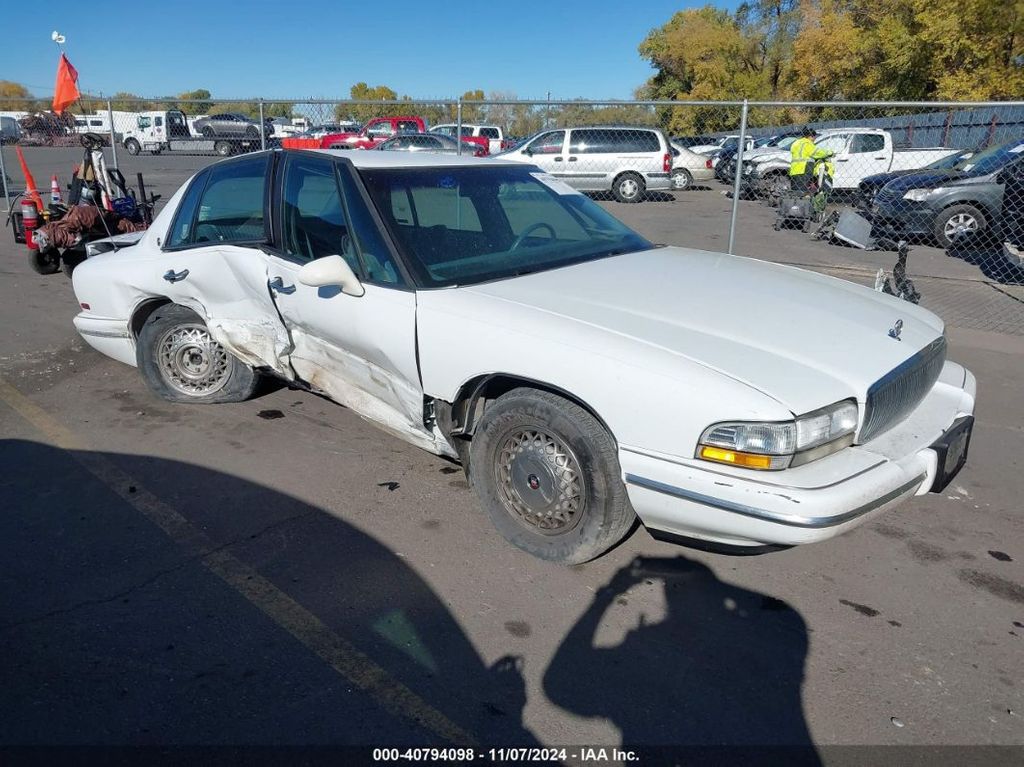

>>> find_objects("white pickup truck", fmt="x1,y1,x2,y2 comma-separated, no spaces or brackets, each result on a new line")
744,128,960,196
431,123,510,154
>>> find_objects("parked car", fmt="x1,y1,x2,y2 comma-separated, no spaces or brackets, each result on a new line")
431,123,511,154
500,126,673,202
70,149,975,563
870,138,1024,247
192,113,271,139
689,135,755,156
320,116,426,150
377,132,486,156
671,135,716,150
858,149,975,206
717,133,802,183
0,115,22,144
669,141,715,189
947,161,1024,277
744,128,960,197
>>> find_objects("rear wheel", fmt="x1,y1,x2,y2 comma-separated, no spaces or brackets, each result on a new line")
469,388,636,564
670,168,693,191
136,304,259,404
612,172,645,203
934,204,987,248
215,141,232,157
124,138,141,156
29,249,61,275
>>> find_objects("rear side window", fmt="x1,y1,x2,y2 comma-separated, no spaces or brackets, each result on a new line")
166,169,210,247
167,156,268,247
570,129,660,154
480,127,499,139
850,134,885,154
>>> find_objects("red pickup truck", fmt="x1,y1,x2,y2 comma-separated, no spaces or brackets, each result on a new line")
320,117,431,150
319,116,488,153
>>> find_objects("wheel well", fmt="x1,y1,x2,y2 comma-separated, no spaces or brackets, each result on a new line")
939,200,991,218
130,297,173,339
445,374,616,445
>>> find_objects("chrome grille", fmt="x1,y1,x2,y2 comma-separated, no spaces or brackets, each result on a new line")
860,337,947,443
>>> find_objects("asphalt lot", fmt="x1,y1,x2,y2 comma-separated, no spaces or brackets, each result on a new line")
1,147,1023,758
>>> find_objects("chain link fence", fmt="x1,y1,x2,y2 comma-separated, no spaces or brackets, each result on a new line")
2,97,1022,335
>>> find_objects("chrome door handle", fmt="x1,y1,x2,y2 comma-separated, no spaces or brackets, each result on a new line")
567,156,578,162
552,157,563,162
269,276,296,295
163,268,189,283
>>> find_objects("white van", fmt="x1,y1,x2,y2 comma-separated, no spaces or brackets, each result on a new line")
500,126,673,202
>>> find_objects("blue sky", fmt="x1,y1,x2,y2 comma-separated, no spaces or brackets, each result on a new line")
4,1,730,100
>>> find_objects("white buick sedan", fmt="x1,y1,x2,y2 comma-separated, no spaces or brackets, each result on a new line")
72,150,976,563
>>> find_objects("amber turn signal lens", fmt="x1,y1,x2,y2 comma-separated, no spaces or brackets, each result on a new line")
698,445,774,470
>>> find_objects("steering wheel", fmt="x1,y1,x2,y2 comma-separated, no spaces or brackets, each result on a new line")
80,132,105,150
510,222,556,250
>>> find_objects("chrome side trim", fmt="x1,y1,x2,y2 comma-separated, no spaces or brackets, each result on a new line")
619,444,886,490
624,473,925,529
78,328,131,339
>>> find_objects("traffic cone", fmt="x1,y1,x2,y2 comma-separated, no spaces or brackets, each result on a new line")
14,146,45,212
50,174,62,204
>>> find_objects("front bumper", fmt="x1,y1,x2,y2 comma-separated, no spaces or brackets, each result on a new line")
621,361,976,549
869,199,936,237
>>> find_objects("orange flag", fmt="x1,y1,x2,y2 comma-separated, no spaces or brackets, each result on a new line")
52,53,80,114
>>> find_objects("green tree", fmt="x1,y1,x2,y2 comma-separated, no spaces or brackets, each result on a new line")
176,89,212,115
0,81,35,111
338,83,399,122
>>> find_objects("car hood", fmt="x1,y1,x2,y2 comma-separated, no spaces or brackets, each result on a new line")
861,168,945,189
449,247,944,414
881,170,996,193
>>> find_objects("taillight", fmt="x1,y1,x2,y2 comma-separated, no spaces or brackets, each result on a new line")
663,153,671,173
706,158,713,169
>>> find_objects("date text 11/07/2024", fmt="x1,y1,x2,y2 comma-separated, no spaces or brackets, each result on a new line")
372,747,639,762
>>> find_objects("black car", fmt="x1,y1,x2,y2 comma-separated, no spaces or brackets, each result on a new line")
869,139,1024,247
858,149,974,207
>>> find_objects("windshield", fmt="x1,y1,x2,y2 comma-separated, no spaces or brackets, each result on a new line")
955,141,1024,175
926,151,969,170
358,165,652,288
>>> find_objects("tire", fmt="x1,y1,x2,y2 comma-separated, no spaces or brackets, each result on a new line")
201,126,215,138
469,388,636,564
124,138,141,156
29,249,61,275
934,204,987,248
670,168,693,191
612,172,645,203
136,304,259,404
215,141,232,157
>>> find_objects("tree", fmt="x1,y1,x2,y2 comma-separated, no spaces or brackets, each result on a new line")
460,89,486,122
109,91,149,112
176,89,211,115
338,83,399,122
0,81,35,111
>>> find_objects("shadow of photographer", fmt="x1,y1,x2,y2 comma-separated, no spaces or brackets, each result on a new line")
544,555,818,760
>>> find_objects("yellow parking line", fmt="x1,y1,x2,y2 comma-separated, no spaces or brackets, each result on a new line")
0,376,474,745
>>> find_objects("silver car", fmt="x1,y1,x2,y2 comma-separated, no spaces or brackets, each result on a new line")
376,133,477,155
192,112,270,139
499,126,673,202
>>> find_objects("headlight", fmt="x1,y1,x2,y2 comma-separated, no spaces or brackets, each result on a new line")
902,187,943,202
697,400,858,471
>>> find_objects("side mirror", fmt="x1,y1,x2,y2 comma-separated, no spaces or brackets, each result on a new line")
297,255,365,297
523,146,533,156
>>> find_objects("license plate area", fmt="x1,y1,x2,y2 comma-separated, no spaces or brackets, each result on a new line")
929,415,973,493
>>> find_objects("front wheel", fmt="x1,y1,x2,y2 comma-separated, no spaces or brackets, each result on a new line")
215,141,232,157
670,168,693,191
934,204,987,248
136,304,259,404
469,388,636,564
201,126,215,138
124,138,141,156
612,172,645,203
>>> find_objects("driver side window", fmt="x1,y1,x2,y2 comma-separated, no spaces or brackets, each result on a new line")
282,156,355,270
528,130,565,154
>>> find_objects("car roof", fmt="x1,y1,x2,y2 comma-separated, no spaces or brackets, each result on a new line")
306,149,521,168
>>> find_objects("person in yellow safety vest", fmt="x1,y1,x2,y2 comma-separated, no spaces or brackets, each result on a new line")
789,126,832,195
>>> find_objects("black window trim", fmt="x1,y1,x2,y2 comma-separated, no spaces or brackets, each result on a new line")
162,152,273,253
